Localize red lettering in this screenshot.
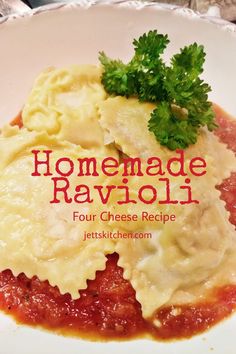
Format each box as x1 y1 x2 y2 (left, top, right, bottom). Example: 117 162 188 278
101 157 119 176
179 178 199 204
122 158 143 177
166 149 187 177
117 178 137 205
189 157 207 176
31 150 52 176
146 157 165 176
77 158 99 176
138 185 157 204
74 185 93 203
55 157 74 177
94 185 116 204
159 178 178 204
50 177 72 203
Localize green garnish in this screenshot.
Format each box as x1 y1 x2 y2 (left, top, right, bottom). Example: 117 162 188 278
99 30 217 150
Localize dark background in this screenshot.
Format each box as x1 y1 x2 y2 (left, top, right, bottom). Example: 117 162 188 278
23 0 32 6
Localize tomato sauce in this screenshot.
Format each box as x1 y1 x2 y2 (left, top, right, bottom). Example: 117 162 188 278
0 254 145 340
10 112 23 129
0 105 236 341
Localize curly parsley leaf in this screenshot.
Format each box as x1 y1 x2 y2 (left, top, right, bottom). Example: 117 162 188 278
99 30 217 150
148 102 198 150
99 52 138 96
133 30 169 59
99 30 169 101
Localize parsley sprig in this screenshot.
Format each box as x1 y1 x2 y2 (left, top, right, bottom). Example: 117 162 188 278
99 30 217 150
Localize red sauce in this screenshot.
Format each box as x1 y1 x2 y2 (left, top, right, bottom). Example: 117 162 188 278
0 106 236 340
214 105 236 227
10 112 23 129
152 285 236 339
0 254 145 340
214 104 236 154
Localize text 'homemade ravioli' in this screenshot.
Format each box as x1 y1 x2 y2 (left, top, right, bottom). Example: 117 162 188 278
1 64 236 324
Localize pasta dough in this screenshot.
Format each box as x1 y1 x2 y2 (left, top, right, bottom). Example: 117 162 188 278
103 137 236 317
98 96 166 158
1 65 236 322
115 175 236 318
0 126 115 298
22 65 116 157
98 97 236 317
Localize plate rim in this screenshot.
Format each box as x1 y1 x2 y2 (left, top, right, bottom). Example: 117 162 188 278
0 2 236 353
0 0 236 34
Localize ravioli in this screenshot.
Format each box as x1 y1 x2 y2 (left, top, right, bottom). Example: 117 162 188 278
97 95 236 317
98 95 235 182
98 96 167 158
105 152 236 318
0 126 115 298
1 65 236 324
22 65 116 157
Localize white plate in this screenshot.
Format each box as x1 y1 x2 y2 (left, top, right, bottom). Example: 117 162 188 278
0 1 236 353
